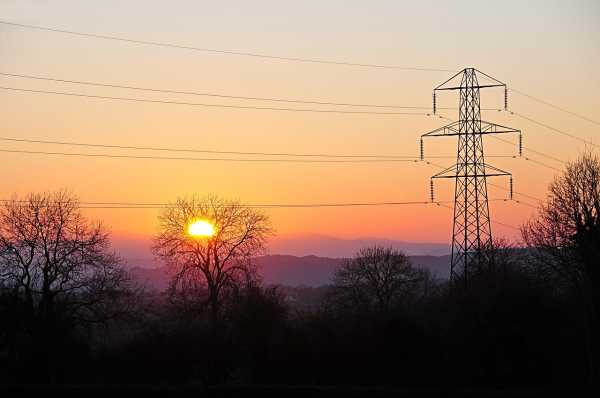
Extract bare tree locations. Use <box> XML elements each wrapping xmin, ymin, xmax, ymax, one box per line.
<box><xmin>0</xmin><ymin>191</ymin><xmax>130</xmax><ymax>328</ymax></box>
<box><xmin>522</xmin><ymin>150</ymin><xmax>600</xmax><ymax>383</ymax></box>
<box><xmin>152</xmin><ymin>195</ymin><xmax>272</xmax><ymax>324</ymax></box>
<box><xmin>328</xmin><ymin>246</ymin><xmax>428</xmax><ymax>314</ymax></box>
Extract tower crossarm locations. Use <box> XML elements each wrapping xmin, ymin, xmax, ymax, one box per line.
<box><xmin>421</xmin><ymin>121</ymin><xmax>461</xmax><ymax>137</ymax></box>
<box><xmin>480</xmin><ymin>163</ymin><xmax>512</xmax><ymax>178</ymax></box>
<box><xmin>480</xmin><ymin>121</ymin><xmax>520</xmax><ymax>135</ymax></box>
<box><xmin>430</xmin><ymin>163</ymin><xmax>512</xmax><ymax>179</ymax></box>
<box><xmin>434</xmin><ymin>68</ymin><xmax>506</xmax><ymax>91</ymax></box>
<box><xmin>421</xmin><ymin>121</ymin><xmax>520</xmax><ymax>138</ymax></box>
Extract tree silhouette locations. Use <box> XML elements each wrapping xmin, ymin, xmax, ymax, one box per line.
<box><xmin>327</xmin><ymin>246</ymin><xmax>428</xmax><ymax>314</ymax></box>
<box><xmin>522</xmin><ymin>150</ymin><xmax>600</xmax><ymax>383</ymax></box>
<box><xmin>0</xmin><ymin>191</ymin><xmax>129</xmax><ymax>327</ymax></box>
<box><xmin>152</xmin><ymin>195</ymin><xmax>272</xmax><ymax>324</ymax></box>
<box><xmin>0</xmin><ymin>191</ymin><xmax>131</xmax><ymax>380</ymax></box>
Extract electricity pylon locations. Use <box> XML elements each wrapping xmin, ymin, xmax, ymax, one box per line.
<box><xmin>420</xmin><ymin>68</ymin><xmax>521</xmax><ymax>284</ymax></box>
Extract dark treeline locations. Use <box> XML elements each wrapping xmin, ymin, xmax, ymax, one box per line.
<box><xmin>0</xmin><ymin>152</ymin><xmax>598</xmax><ymax>392</ymax></box>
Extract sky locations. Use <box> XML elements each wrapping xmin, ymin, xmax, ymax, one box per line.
<box><xmin>0</xmin><ymin>0</ymin><xmax>598</xmax><ymax>254</ymax></box>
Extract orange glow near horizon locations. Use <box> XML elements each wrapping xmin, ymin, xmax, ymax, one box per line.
<box><xmin>1</xmin><ymin>1</ymin><xmax>597</xmax><ymax>248</ymax></box>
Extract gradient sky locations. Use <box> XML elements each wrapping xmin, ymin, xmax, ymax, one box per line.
<box><xmin>1</xmin><ymin>0</ymin><xmax>598</xmax><ymax>250</ymax></box>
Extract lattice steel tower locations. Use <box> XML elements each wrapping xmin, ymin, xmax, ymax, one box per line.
<box><xmin>420</xmin><ymin>68</ymin><xmax>521</xmax><ymax>284</ymax></box>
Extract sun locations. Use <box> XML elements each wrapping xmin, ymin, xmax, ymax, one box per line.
<box><xmin>187</xmin><ymin>219</ymin><xmax>215</xmax><ymax>238</ymax></box>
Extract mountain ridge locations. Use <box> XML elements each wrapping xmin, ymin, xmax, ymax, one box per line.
<box><xmin>130</xmin><ymin>253</ymin><xmax>451</xmax><ymax>289</ymax></box>
<box><xmin>115</xmin><ymin>234</ymin><xmax>451</xmax><ymax>270</ymax></box>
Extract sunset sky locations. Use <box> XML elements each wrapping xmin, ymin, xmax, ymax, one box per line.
<box><xmin>1</xmin><ymin>1</ymin><xmax>598</xmax><ymax>254</ymax></box>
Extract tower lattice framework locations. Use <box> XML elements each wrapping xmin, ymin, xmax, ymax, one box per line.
<box><xmin>421</xmin><ymin>68</ymin><xmax>522</xmax><ymax>284</ymax></box>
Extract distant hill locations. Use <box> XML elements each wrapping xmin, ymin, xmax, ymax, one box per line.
<box><xmin>409</xmin><ymin>255</ymin><xmax>451</xmax><ymax>279</ymax></box>
<box><xmin>114</xmin><ymin>234</ymin><xmax>451</xmax><ymax>270</ymax></box>
<box><xmin>257</xmin><ymin>255</ymin><xmax>344</xmax><ymax>286</ymax></box>
<box><xmin>269</xmin><ymin>234</ymin><xmax>451</xmax><ymax>257</ymax></box>
<box><xmin>130</xmin><ymin>254</ymin><xmax>451</xmax><ymax>290</ymax></box>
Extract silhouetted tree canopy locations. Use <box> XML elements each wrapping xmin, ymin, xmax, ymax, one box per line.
<box><xmin>152</xmin><ymin>195</ymin><xmax>272</xmax><ymax>323</ymax></box>
<box><xmin>522</xmin><ymin>150</ymin><xmax>600</xmax><ymax>382</ymax></box>
<box><xmin>327</xmin><ymin>246</ymin><xmax>430</xmax><ymax>314</ymax></box>
<box><xmin>0</xmin><ymin>191</ymin><xmax>134</xmax><ymax>383</ymax></box>
<box><xmin>0</xmin><ymin>190</ymin><xmax>130</xmax><ymax>327</ymax></box>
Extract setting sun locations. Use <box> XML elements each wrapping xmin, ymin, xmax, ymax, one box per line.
<box><xmin>187</xmin><ymin>220</ymin><xmax>215</xmax><ymax>237</ymax></box>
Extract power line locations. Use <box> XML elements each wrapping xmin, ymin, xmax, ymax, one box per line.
<box><xmin>0</xmin><ymin>136</ymin><xmax>419</xmax><ymax>159</ymax></box>
<box><xmin>0</xmin><ymin>20</ymin><xmax>455</xmax><ymax>73</ymax></box>
<box><xmin>509</xmin><ymin>88</ymin><xmax>600</xmax><ymax>127</ymax></box>
<box><xmin>523</xmin><ymin>157</ymin><xmax>562</xmax><ymax>173</ymax></box>
<box><xmin>508</xmin><ymin>110</ymin><xmax>599</xmax><ymax>149</ymax></box>
<box><xmin>0</xmin><ymin>199</ymin><xmax>448</xmax><ymax>209</ymax></box>
<box><xmin>490</xmin><ymin>219</ymin><xmax>521</xmax><ymax>231</ymax></box>
<box><xmin>0</xmin><ymin>71</ymin><xmax>501</xmax><ymax>113</ymax></box>
<box><xmin>435</xmin><ymin>202</ymin><xmax>521</xmax><ymax>231</ymax></box>
<box><xmin>0</xmin><ymin>136</ymin><xmax>521</xmax><ymax>161</ymax></box>
<box><xmin>489</xmin><ymin>135</ymin><xmax>566</xmax><ymax>165</ymax></box>
<box><xmin>0</xmin><ymin>198</ymin><xmax>513</xmax><ymax>209</ymax></box>
<box><xmin>3</xmin><ymin>147</ymin><xmax>515</xmax><ymax>164</ymax></box>
<box><xmin>0</xmin><ymin>86</ymin><xmax>433</xmax><ymax>116</ymax></box>
<box><xmin>2</xmin><ymin>147</ymin><xmax>542</xmax><ymax>211</ymax></box>
<box><xmin>0</xmin><ymin>71</ymin><xmax>506</xmax><ymax>113</ymax></box>
<box><xmin>439</xmin><ymin>111</ymin><xmax>595</xmax><ymax>159</ymax></box>
<box><xmin>488</xmin><ymin>181</ymin><xmax>543</xmax><ymax>203</ymax></box>
<box><xmin>0</xmin><ymin>72</ymin><xmax>434</xmax><ymax>110</ymax></box>
<box><xmin>433</xmin><ymin>115</ymin><xmax>566</xmax><ymax>173</ymax></box>
<box><xmin>0</xmin><ymin>148</ymin><xmax>425</xmax><ymax>163</ymax></box>
<box><xmin>512</xmin><ymin>199</ymin><xmax>541</xmax><ymax>210</ymax></box>
<box><xmin>3</xmin><ymin>21</ymin><xmax>594</xmax><ymax>133</ymax></box>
